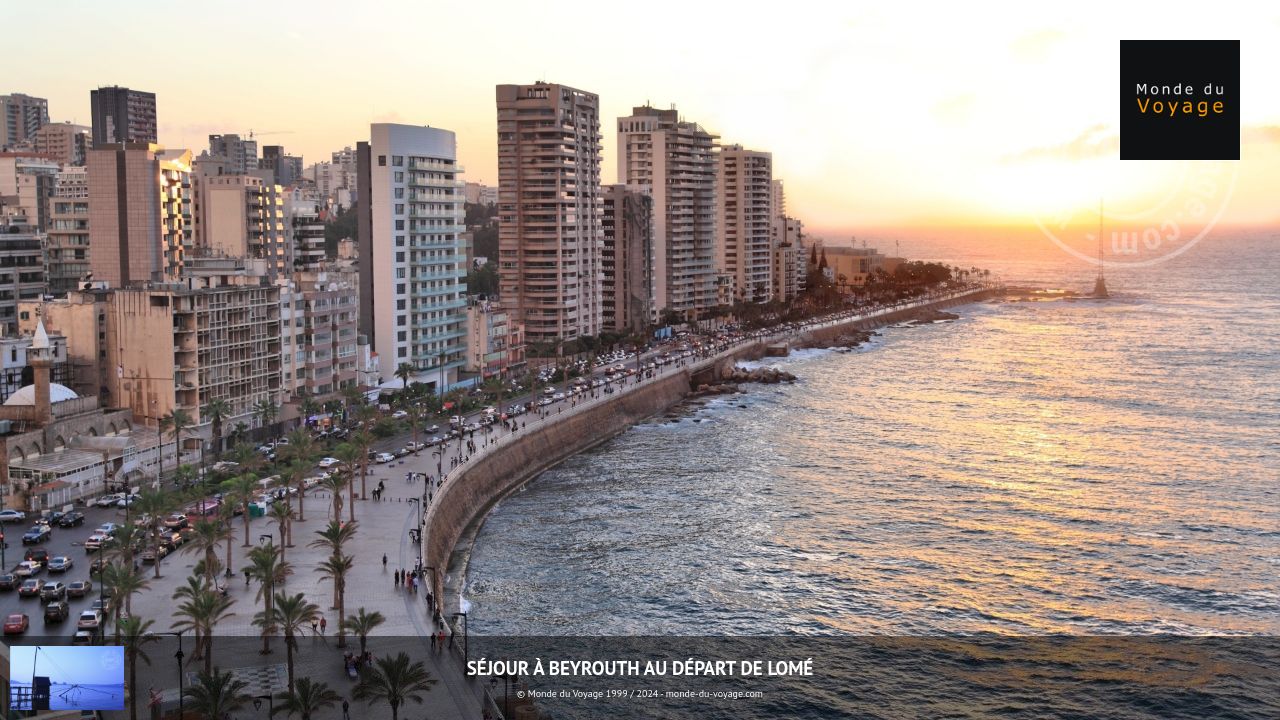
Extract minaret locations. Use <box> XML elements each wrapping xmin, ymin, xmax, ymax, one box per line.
<box><xmin>1093</xmin><ymin>200</ymin><xmax>1109</xmax><ymax>299</ymax></box>
<box><xmin>29</xmin><ymin>319</ymin><xmax>53</xmax><ymax>425</ymax></box>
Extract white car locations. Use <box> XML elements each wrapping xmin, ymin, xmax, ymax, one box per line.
<box><xmin>392</xmin><ymin>410</ymin><xmax>408</xmax><ymax>420</ymax></box>
<box><xmin>95</xmin><ymin>494</ymin><xmax>124</xmax><ymax>508</ymax></box>
<box><xmin>317</xmin><ymin>457</ymin><xmax>340</xmax><ymax>468</ymax></box>
<box><xmin>0</xmin><ymin>509</ymin><xmax>25</xmax><ymax>523</ymax></box>
<box><xmin>405</xmin><ymin>441</ymin><xmax>426</xmax><ymax>452</ymax></box>
<box><xmin>374</xmin><ymin>452</ymin><xmax>396</xmax><ymax>464</ymax></box>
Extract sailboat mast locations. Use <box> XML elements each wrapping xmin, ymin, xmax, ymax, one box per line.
<box><xmin>1093</xmin><ymin>199</ymin><xmax>1109</xmax><ymax>298</ymax></box>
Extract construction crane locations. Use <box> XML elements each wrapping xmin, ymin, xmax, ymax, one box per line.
<box><xmin>248</xmin><ymin>129</ymin><xmax>295</xmax><ymax>139</ymax></box>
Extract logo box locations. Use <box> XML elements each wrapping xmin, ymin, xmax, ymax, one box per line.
<box><xmin>1120</xmin><ymin>40</ymin><xmax>1239</xmax><ymax>160</ymax></box>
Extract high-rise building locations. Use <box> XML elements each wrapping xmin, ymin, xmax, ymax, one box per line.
<box><xmin>0</xmin><ymin>152</ymin><xmax>60</xmax><ymax>230</ymax></box>
<box><xmin>90</xmin><ymin>86</ymin><xmax>157</xmax><ymax>145</ymax></box>
<box><xmin>463</xmin><ymin>298</ymin><xmax>526</xmax><ymax>378</ymax></box>
<box><xmin>0</xmin><ymin>94</ymin><xmax>49</xmax><ymax>149</ymax></box>
<box><xmin>278</xmin><ymin>268</ymin><xmax>359</xmax><ymax>402</ymax></box>
<box><xmin>0</xmin><ymin>220</ymin><xmax>46</xmax><ymax>334</ymax></box>
<box><xmin>601</xmin><ymin>184</ymin><xmax>656</xmax><ymax>333</ymax></box>
<box><xmin>45</xmin><ymin>167</ymin><xmax>92</xmax><ymax>296</ymax></box>
<box><xmin>287</xmin><ymin>191</ymin><xmax>327</xmax><ymax>268</ymax></box>
<box><xmin>356</xmin><ymin>123</ymin><xmax>467</xmax><ymax>391</ymax></box>
<box><xmin>617</xmin><ymin>105</ymin><xmax>719</xmax><ymax>318</ymax></box>
<box><xmin>771</xmin><ymin>215</ymin><xmax>804</xmax><ymax>303</ymax></box>
<box><xmin>86</xmin><ymin>144</ymin><xmax>192</xmax><ymax>287</ymax></box>
<box><xmin>261</xmin><ymin>145</ymin><xmax>302</xmax><ymax>187</ymax></box>
<box><xmin>496</xmin><ymin>82</ymin><xmax>604</xmax><ymax>343</ymax></box>
<box><xmin>717</xmin><ymin>144</ymin><xmax>774</xmax><ymax>303</ymax></box>
<box><xmin>206</xmin><ymin>134</ymin><xmax>258</xmax><ymax>175</ymax></box>
<box><xmin>189</xmin><ymin>165</ymin><xmax>291</xmax><ymax>279</ymax></box>
<box><xmin>33</xmin><ymin>122</ymin><xmax>91</xmax><ymax>166</ymax></box>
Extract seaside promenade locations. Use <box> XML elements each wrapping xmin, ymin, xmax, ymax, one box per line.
<box><xmin>117</xmin><ymin>284</ymin><xmax>994</xmax><ymax>719</ymax></box>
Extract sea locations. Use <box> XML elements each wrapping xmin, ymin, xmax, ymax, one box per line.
<box><xmin>460</xmin><ymin>228</ymin><xmax>1280</xmax><ymax>718</ymax></box>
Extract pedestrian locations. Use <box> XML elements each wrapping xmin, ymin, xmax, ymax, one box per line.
<box><xmin>382</xmin><ymin>553</ymin><xmax>387</xmax><ymax>569</ymax></box>
<box><xmin>244</xmin><ymin>568</ymin><xmax>251</xmax><ymax>587</ymax></box>
<box><xmin>430</xmin><ymin>631</ymin><xmax>437</xmax><ymax>651</ymax></box>
<box><xmin>412</xmin><ymin>575</ymin><xmax>419</xmax><ymax>593</ymax></box>
<box><xmin>437</xmin><ymin>630</ymin><xmax>445</xmax><ymax>652</ymax></box>
<box><xmin>342</xmin><ymin>698</ymin><xmax>350</xmax><ymax>720</ymax></box>
<box><xmin>394</xmin><ymin>569</ymin><xmax>400</xmax><ymax>587</ymax></box>
<box><xmin>320</xmin><ymin>615</ymin><xmax>327</xmax><ymax>634</ymax></box>
<box><xmin>311</xmin><ymin>618</ymin><xmax>318</xmax><ymax>635</ymax></box>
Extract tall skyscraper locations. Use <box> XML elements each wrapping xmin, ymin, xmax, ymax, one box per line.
<box><xmin>0</xmin><ymin>94</ymin><xmax>50</xmax><ymax>148</ymax></box>
<box><xmin>45</xmin><ymin>167</ymin><xmax>92</xmax><ymax>296</ymax></box>
<box><xmin>717</xmin><ymin>144</ymin><xmax>774</xmax><ymax>303</ymax></box>
<box><xmin>90</xmin><ymin>86</ymin><xmax>158</xmax><ymax>145</ymax></box>
<box><xmin>496</xmin><ymin>82</ymin><xmax>604</xmax><ymax>342</ymax></box>
<box><xmin>617</xmin><ymin>105</ymin><xmax>719</xmax><ymax>318</ymax></box>
<box><xmin>356</xmin><ymin>123</ymin><xmax>467</xmax><ymax>392</ymax></box>
<box><xmin>602</xmin><ymin>184</ymin><xmax>656</xmax><ymax>333</ymax></box>
<box><xmin>86</xmin><ymin>144</ymin><xmax>191</xmax><ymax>287</ymax></box>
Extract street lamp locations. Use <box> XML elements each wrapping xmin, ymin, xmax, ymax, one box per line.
<box><xmin>451</xmin><ymin>611</ymin><xmax>468</xmax><ymax>667</ymax></box>
<box><xmin>253</xmin><ymin>694</ymin><xmax>274</xmax><ymax>714</ymax></box>
<box><xmin>148</xmin><ymin>630</ymin><xmax>186</xmax><ymax>719</ymax></box>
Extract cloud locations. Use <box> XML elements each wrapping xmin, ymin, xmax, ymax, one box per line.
<box><xmin>1001</xmin><ymin>124</ymin><xmax>1117</xmax><ymax>164</ymax></box>
<box><xmin>931</xmin><ymin>94</ymin><xmax>974</xmax><ymax>125</ymax></box>
<box><xmin>1243</xmin><ymin>125</ymin><xmax>1280</xmax><ymax>144</ymax></box>
<box><xmin>1010</xmin><ymin>29</ymin><xmax>1066</xmax><ymax>63</ymax></box>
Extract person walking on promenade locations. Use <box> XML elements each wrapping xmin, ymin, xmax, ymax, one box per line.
<box><xmin>311</xmin><ymin>618</ymin><xmax>318</xmax><ymax>635</ymax></box>
<box><xmin>382</xmin><ymin>553</ymin><xmax>387</xmax><ymax>569</ymax></box>
<box><xmin>431</xmin><ymin>631</ymin><xmax>437</xmax><ymax>651</ymax></box>
<box><xmin>412</xmin><ymin>575</ymin><xmax>419</xmax><ymax>593</ymax></box>
<box><xmin>437</xmin><ymin>630</ymin><xmax>445</xmax><ymax>653</ymax></box>
<box><xmin>320</xmin><ymin>615</ymin><xmax>328</xmax><ymax>635</ymax></box>
<box><xmin>395</xmin><ymin>569</ymin><xmax>400</xmax><ymax>587</ymax></box>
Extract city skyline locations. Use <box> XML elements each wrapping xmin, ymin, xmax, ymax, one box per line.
<box><xmin>7</xmin><ymin>1</ymin><xmax>1280</xmax><ymax>236</ymax></box>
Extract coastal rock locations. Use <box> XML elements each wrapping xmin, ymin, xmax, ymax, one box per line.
<box><xmin>803</xmin><ymin>329</ymin><xmax>875</xmax><ymax>350</ymax></box>
<box><xmin>723</xmin><ymin>367</ymin><xmax>797</xmax><ymax>384</ymax></box>
<box><xmin>908</xmin><ymin>308</ymin><xmax>960</xmax><ymax>325</ymax></box>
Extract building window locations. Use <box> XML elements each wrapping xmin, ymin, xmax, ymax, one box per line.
<box><xmin>395</xmin><ymin>252</ymin><xmax>405</xmax><ymax>263</ymax></box>
<box><xmin>394</xmin><ymin>171</ymin><xmax>404</xmax><ymax>182</ymax></box>
<box><xmin>396</xmin><ymin>268</ymin><xmax>406</xmax><ymax>278</ymax></box>
<box><xmin>397</xmin><ymin>316</ymin><xmax>406</xmax><ymax>326</ymax></box>
<box><xmin>378</xmin><ymin>155</ymin><xmax>386</xmax><ymax>166</ymax></box>
<box><xmin>397</xmin><ymin>299</ymin><xmax>406</xmax><ymax>310</ymax></box>
<box><xmin>397</xmin><ymin>331</ymin><xmax>407</xmax><ymax>341</ymax></box>
<box><xmin>395</xmin><ymin>220</ymin><xmax>404</xmax><ymax>231</ymax></box>
<box><xmin>395</xmin><ymin>204</ymin><xmax>404</xmax><ymax>215</ymax></box>
<box><xmin>395</xmin><ymin>235</ymin><xmax>405</xmax><ymax>247</ymax></box>
<box><xmin>395</xmin><ymin>187</ymin><xmax>404</xmax><ymax>199</ymax></box>
<box><xmin>392</xmin><ymin>156</ymin><xmax>404</xmax><ymax>166</ymax></box>
<box><xmin>396</xmin><ymin>284</ymin><xmax>406</xmax><ymax>295</ymax></box>
<box><xmin>398</xmin><ymin>347</ymin><xmax>407</xmax><ymax>357</ymax></box>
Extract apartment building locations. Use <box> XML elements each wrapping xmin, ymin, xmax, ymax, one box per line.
<box><xmin>601</xmin><ymin>184</ymin><xmax>656</xmax><ymax>333</ymax></box>
<box><xmin>190</xmin><ymin>170</ymin><xmax>291</xmax><ymax>279</ymax></box>
<box><xmin>0</xmin><ymin>221</ymin><xmax>47</xmax><ymax>334</ymax></box>
<box><xmin>496</xmin><ymin>82</ymin><xmax>604</xmax><ymax>343</ymax></box>
<box><xmin>86</xmin><ymin>144</ymin><xmax>192</xmax><ymax>287</ymax></box>
<box><xmin>0</xmin><ymin>152</ymin><xmax>59</xmax><ymax>231</ymax></box>
<box><xmin>0</xmin><ymin>94</ymin><xmax>49</xmax><ymax>149</ymax></box>
<box><xmin>617</xmin><ymin>105</ymin><xmax>719</xmax><ymax>317</ymax></box>
<box><xmin>279</xmin><ymin>268</ymin><xmax>359</xmax><ymax>401</ymax></box>
<box><xmin>771</xmin><ymin>215</ymin><xmax>805</xmax><ymax>303</ymax></box>
<box><xmin>90</xmin><ymin>86</ymin><xmax>157</xmax><ymax>145</ymax></box>
<box><xmin>356</xmin><ymin>123</ymin><xmax>468</xmax><ymax>391</ymax></box>
<box><xmin>45</xmin><ymin>167</ymin><xmax>92</xmax><ymax>296</ymax></box>
<box><xmin>717</xmin><ymin>144</ymin><xmax>774</xmax><ymax>303</ymax></box>
<box><xmin>287</xmin><ymin>191</ymin><xmax>327</xmax><ymax>267</ymax></box>
<box><xmin>463</xmin><ymin>298</ymin><xmax>525</xmax><ymax>378</ymax></box>
<box><xmin>33</xmin><ymin>122</ymin><xmax>90</xmax><ymax>166</ymax></box>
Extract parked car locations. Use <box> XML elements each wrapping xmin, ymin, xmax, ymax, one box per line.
<box><xmin>83</xmin><ymin>534</ymin><xmax>108</xmax><ymax>552</ymax></box>
<box><xmin>405</xmin><ymin>441</ymin><xmax>426</xmax><ymax>452</ymax></box>
<box><xmin>0</xmin><ymin>509</ymin><xmax>26</xmax><ymax>523</ymax></box>
<box><xmin>162</xmin><ymin>514</ymin><xmax>189</xmax><ymax>530</ymax></box>
<box><xmin>317</xmin><ymin>457</ymin><xmax>339</xmax><ymax>468</ymax></box>
<box><xmin>58</xmin><ymin>511</ymin><xmax>85</xmax><ymax>528</ymax></box>
<box><xmin>22</xmin><ymin>525</ymin><xmax>51</xmax><ymax>544</ymax></box>
<box><xmin>40</xmin><ymin>581</ymin><xmax>66</xmax><ymax>602</ymax></box>
<box><xmin>76</xmin><ymin>609</ymin><xmax>102</xmax><ymax>630</ymax></box>
<box><xmin>17</xmin><ymin>579</ymin><xmax>44</xmax><ymax>597</ymax></box>
<box><xmin>23</xmin><ymin>548</ymin><xmax>49</xmax><ymax>565</ymax></box>
<box><xmin>43</xmin><ymin>600</ymin><xmax>70</xmax><ymax>623</ymax></box>
<box><xmin>89</xmin><ymin>558</ymin><xmax>108</xmax><ymax>575</ymax></box>
<box><xmin>67</xmin><ymin>580</ymin><xmax>93</xmax><ymax>598</ymax></box>
<box><xmin>392</xmin><ymin>410</ymin><xmax>408</xmax><ymax>420</ymax></box>
<box><xmin>139</xmin><ymin>546</ymin><xmax>168</xmax><ymax>564</ymax></box>
<box><xmin>0</xmin><ymin>573</ymin><xmax>17</xmax><ymax>590</ymax></box>
<box><xmin>116</xmin><ymin>494</ymin><xmax>139</xmax><ymax>508</ymax></box>
<box><xmin>94</xmin><ymin>493</ymin><xmax>124</xmax><ymax>508</ymax></box>
<box><xmin>96</xmin><ymin>523</ymin><xmax>121</xmax><ymax>536</ymax></box>
<box><xmin>4</xmin><ymin>613</ymin><xmax>29</xmax><ymax>634</ymax></box>
<box><xmin>71</xmin><ymin>629</ymin><xmax>94</xmax><ymax>645</ymax></box>
<box><xmin>47</xmin><ymin>556</ymin><xmax>73</xmax><ymax>573</ymax></box>
<box><xmin>374</xmin><ymin>452</ymin><xmax>395</xmax><ymax>464</ymax></box>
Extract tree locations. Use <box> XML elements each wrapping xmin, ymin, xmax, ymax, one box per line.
<box><xmin>134</xmin><ymin>488</ymin><xmax>177</xmax><ymax>579</ymax></box>
<box><xmin>202</xmin><ymin>398</ymin><xmax>232</xmax><ymax>464</ymax></box>
<box><xmin>317</xmin><ymin>472</ymin><xmax>347</xmax><ymax>523</ymax></box>
<box><xmin>255</xmin><ymin>592</ymin><xmax>319</xmax><ymax>693</ymax></box>
<box><xmin>267</xmin><ymin>501</ymin><xmax>295</xmax><ymax>563</ymax></box>
<box><xmin>351</xmin><ymin>420</ymin><xmax>375</xmax><ymax>502</ymax></box>
<box><xmin>119</xmin><ymin>615</ymin><xmax>157</xmax><ymax>720</ymax></box>
<box><xmin>334</xmin><ymin>441</ymin><xmax>363</xmax><ymax>518</ymax></box>
<box><xmin>170</xmin><ymin>575</ymin><xmax>236</xmax><ymax>675</ymax></box>
<box><xmin>270</xmin><ymin>677</ymin><xmax>341</xmax><ymax>720</ymax></box>
<box><xmin>183</xmin><ymin>669</ymin><xmax>250</xmax><ymax>720</ymax></box>
<box><xmin>158</xmin><ymin>408</ymin><xmax>194</xmax><ymax>482</ymax></box>
<box><xmin>279</xmin><ymin>429</ymin><xmax>316</xmax><ymax>525</ymax></box>
<box><xmin>183</xmin><ymin>518</ymin><xmax>232</xmax><ymax>587</ymax></box>
<box><xmin>342</xmin><ymin>608</ymin><xmax>385</xmax><ymax>657</ymax></box>
<box><xmin>246</xmin><ymin>544</ymin><xmax>292</xmax><ymax>655</ymax></box>
<box><xmin>316</xmin><ymin>553</ymin><xmax>353</xmax><ymax>648</ymax></box>
<box><xmin>217</xmin><ymin>501</ymin><xmax>238</xmax><ymax>577</ymax></box>
<box><xmin>101</xmin><ymin>563</ymin><xmax>150</xmax><ymax>642</ymax></box>
<box><xmin>308</xmin><ymin>520</ymin><xmax>358</xmax><ymax>558</ymax></box>
<box><xmin>223</xmin><ymin>473</ymin><xmax>260</xmax><ymax>548</ymax></box>
<box><xmin>353</xmin><ymin>652</ymin><xmax>437</xmax><ymax>720</ymax></box>
<box><xmin>395</xmin><ymin>362</ymin><xmax>416</xmax><ymax>390</ymax></box>
<box><xmin>254</xmin><ymin>398</ymin><xmax>279</xmax><ymax>441</ymax></box>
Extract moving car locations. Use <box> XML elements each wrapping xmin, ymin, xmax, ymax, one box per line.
<box><xmin>96</xmin><ymin>523</ymin><xmax>121</xmax><ymax>536</ymax></box>
<box><xmin>76</xmin><ymin>609</ymin><xmax>102</xmax><ymax>630</ymax></box>
<box><xmin>14</xmin><ymin>561</ymin><xmax>42</xmax><ymax>579</ymax></box>
<box><xmin>375</xmin><ymin>452</ymin><xmax>396</xmax><ymax>464</ymax></box>
<box><xmin>22</xmin><ymin>525</ymin><xmax>51</xmax><ymax>544</ymax></box>
<box><xmin>317</xmin><ymin>457</ymin><xmax>340</xmax><ymax>468</ymax></box>
<box><xmin>163</xmin><ymin>514</ymin><xmax>189</xmax><ymax>530</ymax></box>
<box><xmin>71</xmin><ymin>629</ymin><xmax>94</xmax><ymax>645</ymax></box>
<box><xmin>67</xmin><ymin>580</ymin><xmax>92</xmax><ymax>598</ymax></box>
<box><xmin>43</xmin><ymin>600</ymin><xmax>70</xmax><ymax>623</ymax></box>
<box><xmin>94</xmin><ymin>493</ymin><xmax>125</xmax><ymax>507</ymax></box>
<box><xmin>0</xmin><ymin>509</ymin><xmax>26</xmax><ymax>523</ymax></box>
<box><xmin>83</xmin><ymin>534</ymin><xmax>108</xmax><ymax>552</ymax></box>
<box><xmin>139</xmin><ymin>546</ymin><xmax>168</xmax><ymax>564</ymax></box>
<box><xmin>17</xmin><ymin>578</ymin><xmax>44</xmax><ymax>597</ymax></box>
<box><xmin>405</xmin><ymin>441</ymin><xmax>426</xmax><ymax>452</ymax></box>
<box><xmin>4</xmin><ymin>613</ymin><xmax>29</xmax><ymax>634</ymax></box>
<box><xmin>392</xmin><ymin>409</ymin><xmax>408</xmax><ymax>420</ymax></box>
<box><xmin>0</xmin><ymin>573</ymin><xmax>17</xmax><ymax>591</ymax></box>
<box><xmin>23</xmin><ymin>548</ymin><xmax>49</xmax><ymax>565</ymax></box>
<box><xmin>58</xmin><ymin>511</ymin><xmax>85</xmax><ymax>528</ymax></box>
<box><xmin>40</xmin><ymin>581</ymin><xmax>66</xmax><ymax>602</ymax></box>
<box><xmin>47</xmin><ymin>556</ymin><xmax>73</xmax><ymax>573</ymax></box>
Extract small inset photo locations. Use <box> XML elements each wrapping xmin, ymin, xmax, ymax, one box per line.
<box><xmin>8</xmin><ymin>645</ymin><xmax>124</xmax><ymax>713</ymax></box>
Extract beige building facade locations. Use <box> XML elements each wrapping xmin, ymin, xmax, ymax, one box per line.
<box><xmin>717</xmin><ymin>145</ymin><xmax>774</xmax><ymax>304</ymax></box>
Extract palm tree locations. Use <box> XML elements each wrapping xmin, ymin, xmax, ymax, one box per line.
<box><xmin>223</xmin><ymin>473</ymin><xmax>260</xmax><ymax>547</ymax></box>
<box><xmin>270</xmin><ymin>677</ymin><xmax>341</xmax><ymax>720</ymax></box>
<box><xmin>278</xmin><ymin>429</ymin><xmax>315</xmax><ymax>533</ymax></box>
<box><xmin>267</xmin><ymin>501</ymin><xmax>295</xmax><ymax>562</ymax></box>
<box><xmin>158</xmin><ymin>408</ymin><xmax>193</xmax><ymax>482</ymax></box>
<box><xmin>230</xmin><ymin>420</ymin><xmax>250</xmax><ymax>447</ymax></box>
<box><xmin>183</xmin><ymin>518</ymin><xmax>232</xmax><ymax>586</ymax></box>
<box><xmin>317</xmin><ymin>472</ymin><xmax>347</xmax><ymax>523</ymax></box>
<box><xmin>254</xmin><ymin>398</ymin><xmax>279</xmax><ymax>441</ymax></box>
<box><xmin>334</xmin><ymin>442</ymin><xmax>362</xmax><ymax>521</ymax></box>
<box><xmin>184</xmin><ymin>669</ymin><xmax>250</xmax><ymax>720</ymax></box>
<box><xmin>119</xmin><ymin>615</ymin><xmax>157</xmax><ymax>720</ymax></box>
<box><xmin>284</xmin><ymin>459</ymin><xmax>311</xmax><ymax>530</ymax></box>
<box><xmin>255</xmin><ymin>592</ymin><xmax>320</xmax><ymax>692</ymax></box>
<box><xmin>316</xmin><ymin>553</ymin><xmax>353</xmax><ymax>648</ymax></box>
<box><xmin>308</xmin><ymin>520</ymin><xmax>357</xmax><ymax>558</ymax></box>
<box><xmin>353</xmin><ymin>652</ymin><xmax>437</xmax><ymax>720</ymax></box>
<box><xmin>171</xmin><ymin>575</ymin><xmax>236</xmax><ymax>675</ymax></box>
<box><xmin>202</xmin><ymin>398</ymin><xmax>232</xmax><ymax>464</ymax></box>
<box><xmin>217</xmin><ymin>501</ymin><xmax>237</xmax><ymax>577</ymax></box>
<box><xmin>134</xmin><ymin>489</ymin><xmax>176</xmax><ymax>579</ymax></box>
<box><xmin>353</xmin><ymin>406</ymin><xmax>377</xmax><ymax>501</ymax></box>
<box><xmin>246</xmin><ymin>544</ymin><xmax>292</xmax><ymax>655</ymax></box>
<box><xmin>395</xmin><ymin>362</ymin><xmax>416</xmax><ymax>390</ymax></box>
<box><xmin>342</xmin><ymin>608</ymin><xmax>385</xmax><ymax>657</ymax></box>
<box><xmin>101</xmin><ymin>564</ymin><xmax>150</xmax><ymax>642</ymax></box>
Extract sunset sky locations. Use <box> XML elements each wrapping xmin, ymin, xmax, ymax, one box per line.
<box><xmin>9</xmin><ymin>1</ymin><xmax>1280</xmax><ymax>237</ymax></box>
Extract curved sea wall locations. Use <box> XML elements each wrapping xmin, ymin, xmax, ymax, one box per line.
<box><xmin>421</xmin><ymin>287</ymin><xmax>999</xmax><ymax>604</ymax></box>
